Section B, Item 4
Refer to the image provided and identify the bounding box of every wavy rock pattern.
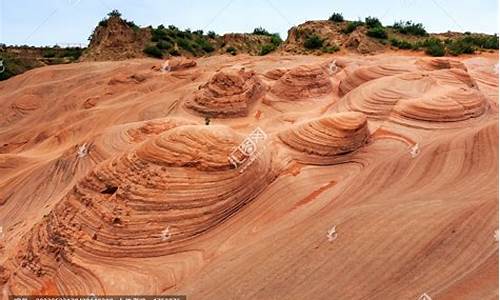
[338,58,468,96]
[416,57,468,71]
[6,125,277,293]
[338,68,488,125]
[184,69,265,118]
[271,65,333,100]
[279,112,369,158]
[0,54,497,298]
[339,63,414,95]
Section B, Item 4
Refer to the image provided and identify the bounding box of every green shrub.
[329,13,344,22]
[424,39,445,56]
[107,9,121,18]
[322,44,340,53]
[125,20,139,30]
[157,40,172,50]
[342,21,364,34]
[0,55,44,81]
[304,34,324,49]
[207,31,217,39]
[366,26,387,39]
[226,46,237,55]
[176,30,192,39]
[365,16,382,28]
[390,38,413,49]
[62,47,83,60]
[393,21,427,36]
[42,49,56,58]
[253,27,271,36]
[176,38,195,54]
[98,18,108,27]
[260,44,277,55]
[461,34,499,49]
[447,38,475,55]
[152,27,169,42]
[270,34,283,47]
[143,46,163,58]
[195,38,215,52]
[482,34,499,49]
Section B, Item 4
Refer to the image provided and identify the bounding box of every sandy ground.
[0,52,498,300]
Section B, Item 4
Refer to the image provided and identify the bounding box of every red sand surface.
[0,53,498,299]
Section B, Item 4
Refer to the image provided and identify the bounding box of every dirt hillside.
[80,15,151,61]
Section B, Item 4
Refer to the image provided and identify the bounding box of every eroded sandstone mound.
[184,69,265,118]
[416,57,468,71]
[339,68,488,124]
[271,65,333,100]
[279,112,369,157]
[338,58,468,96]
[6,125,277,292]
[339,63,413,95]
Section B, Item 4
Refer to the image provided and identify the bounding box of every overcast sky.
[0,0,498,47]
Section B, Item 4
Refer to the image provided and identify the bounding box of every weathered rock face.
[282,20,384,55]
[339,63,414,96]
[283,20,346,54]
[6,124,277,293]
[415,57,468,71]
[339,68,488,124]
[270,65,333,100]
[184,68,266,118]
[338,57,470,96]
[343,27,385,54]
[81,16,151,61]
[279,112,369,156]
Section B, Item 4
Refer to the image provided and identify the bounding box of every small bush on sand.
[390,38,413,49]
[107,9,122,18]
[195,38,215,52]
[270,33,283,46]
[322,44,340,53]
[156,40,172,50]
[393,21,427,36]
[461,34,499,49]
[342,21,364,34]
[329,13,344,22]
[447,38,475,55]
[304,34,324,49]
[365,16,382,28]
[207,31,217,39]
[423,38,445,56]
[366,26,387,39]
[260,44,276,55]
[253,27,272,36]
[226,46,237,55]
[143,45,163,58]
